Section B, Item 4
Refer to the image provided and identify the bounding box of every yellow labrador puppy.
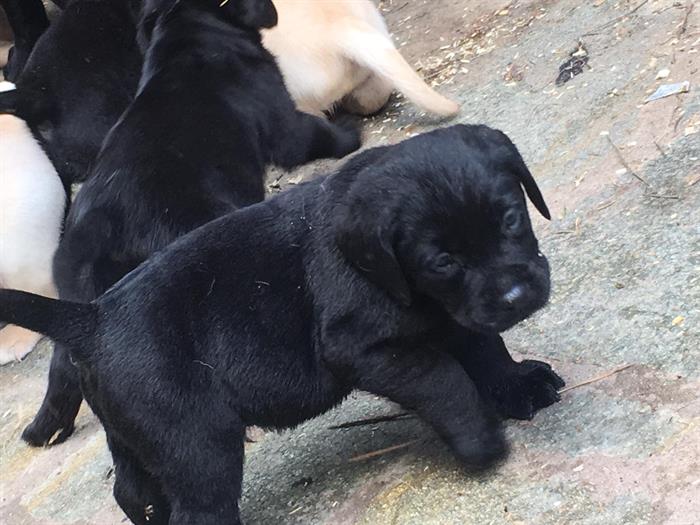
[263,0,459,117]
[0,112,65,365]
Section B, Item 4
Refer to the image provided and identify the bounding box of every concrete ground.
[1,0,699,523]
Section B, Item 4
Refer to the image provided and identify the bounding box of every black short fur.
[21,0,361,451]
[0,0,142,190]
[0,0,49,81]
[1,125,563,524]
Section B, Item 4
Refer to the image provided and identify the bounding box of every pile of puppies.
[0,1,564,523]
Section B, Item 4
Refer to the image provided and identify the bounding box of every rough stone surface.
[1,0,699,523]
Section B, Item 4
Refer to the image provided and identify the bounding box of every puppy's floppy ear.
[503,141,551,220]
[219,0,278,29]
[334,187,411,307]
[458,125,551,220]
[514,159,551,220]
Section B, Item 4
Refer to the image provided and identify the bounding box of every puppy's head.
[335,125,551,333]
[217,0,278,29]
[137,0,277,50]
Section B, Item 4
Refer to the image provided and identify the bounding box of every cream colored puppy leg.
[0,280,55,364]
[0,114,64,365]
[0,325,44,364]
[342,73,393,116]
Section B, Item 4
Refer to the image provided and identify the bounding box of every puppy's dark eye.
[503,209,522,233]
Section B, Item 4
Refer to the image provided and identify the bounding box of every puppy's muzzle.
[502,284,525,305]
[500,258,550,309]
[476,258,550,331]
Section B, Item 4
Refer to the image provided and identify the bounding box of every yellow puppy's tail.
[339,23,460,117]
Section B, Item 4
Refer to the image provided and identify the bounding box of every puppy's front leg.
[109,437,170,525]
[273,111,361,169]
[445,326,565,421]
[352,346,507,469]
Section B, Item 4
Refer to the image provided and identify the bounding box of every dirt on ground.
[1,0,699,524]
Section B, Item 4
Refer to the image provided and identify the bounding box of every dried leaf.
[672,316,685,326]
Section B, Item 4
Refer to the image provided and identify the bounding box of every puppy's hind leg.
[109,437,171,525]
[24,222,126,446]
[349,345,508,470]
[273,111,361,169]
[157,420,246,525]
[22,342,83,445]
[342,73,393,117]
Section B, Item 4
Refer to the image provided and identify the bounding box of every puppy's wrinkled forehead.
[378,125,550,255]
[406,126,531,216]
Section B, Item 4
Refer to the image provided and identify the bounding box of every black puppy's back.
[64,4,307,283]
[61,1,360,291]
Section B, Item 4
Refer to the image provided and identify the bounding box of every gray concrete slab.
[1,0,699,523]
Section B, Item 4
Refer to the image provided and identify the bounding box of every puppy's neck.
[138,4,264,91]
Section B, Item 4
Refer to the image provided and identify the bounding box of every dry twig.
[582,0,650,37]
[677,2,694,38]
[329,412,414,430]
[559,364,633,393]
[349,440,419,462]
[607,136,650,187]
[647,193,680,200]
[653,139,667,157]
[596,200,616,211]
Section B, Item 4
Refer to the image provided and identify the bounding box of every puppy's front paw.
[489,360,565,420]
[329,115,362,158]
[446,417,508,471]
[0,325,42,365]
[22,413,76,447]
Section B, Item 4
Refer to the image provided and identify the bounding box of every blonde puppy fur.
[0,114,65,365]
[263,0,459,117]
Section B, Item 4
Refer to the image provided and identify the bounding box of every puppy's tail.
[338,22,459,117]
[0,290,97,359]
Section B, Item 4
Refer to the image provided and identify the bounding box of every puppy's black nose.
[502,284,525,305]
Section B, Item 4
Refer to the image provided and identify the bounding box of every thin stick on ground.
[677,2,694,38]
[607,136,650,187]
[582,0,650,37]
[559,364,633,394]
[349,440,419,462]
[329,412,414,430]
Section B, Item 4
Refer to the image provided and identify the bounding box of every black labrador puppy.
[21,0,360,448]
[0,0,51,81]
[0,125,563,525]
[0,0,142,190]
